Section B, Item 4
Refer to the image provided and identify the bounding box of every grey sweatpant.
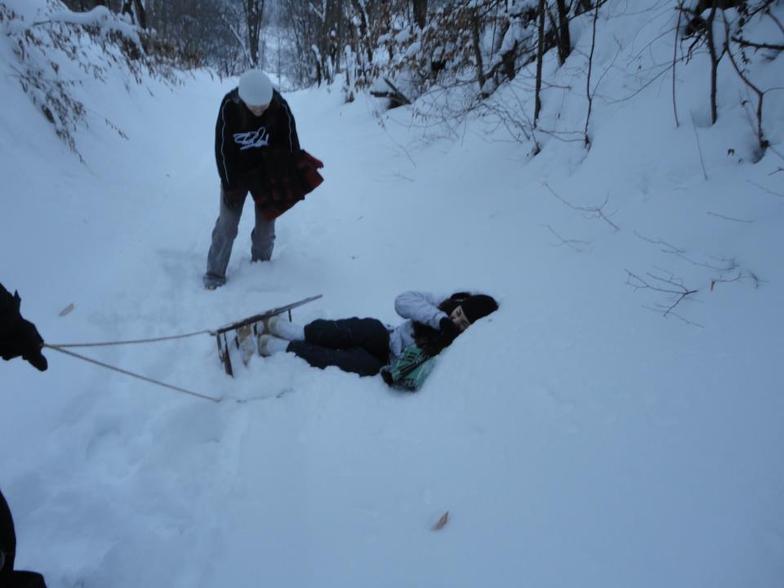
[204,188,275,287]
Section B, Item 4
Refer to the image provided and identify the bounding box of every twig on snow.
[542,224,590,252]
[690,114,709,180]
[633,231,686,254]
[544,183,620,231]
[626,269,699,318]
[706,211,755,223]
[748,179,784,198]
[672,1,684,128]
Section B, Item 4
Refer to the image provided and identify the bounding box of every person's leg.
[257,334,290,357]
[251,204,276,262]
[304,318,390,363]
[266,316,305,341]
[0,492,47,587]
[287,341,385,376]
[204,188,247,288]
[6,571,47,587]
[0,490,16,574]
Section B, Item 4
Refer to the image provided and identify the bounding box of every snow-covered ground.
[1,1,783,587]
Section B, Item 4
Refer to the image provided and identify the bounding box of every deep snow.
[1,1,784,587]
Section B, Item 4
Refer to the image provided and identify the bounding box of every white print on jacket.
[233,126,270,150]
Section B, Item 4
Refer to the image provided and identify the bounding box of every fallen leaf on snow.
[432,511,449,531]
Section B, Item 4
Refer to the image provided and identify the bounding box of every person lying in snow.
[257,291,499,383]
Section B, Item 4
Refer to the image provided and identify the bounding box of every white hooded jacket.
[387,291,450,358]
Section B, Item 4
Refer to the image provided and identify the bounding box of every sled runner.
[215,295,322,376]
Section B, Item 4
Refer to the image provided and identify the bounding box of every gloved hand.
[0,285,48,372]
[16,319,47,371]
[418,318,461,357]
[437,316,461,347]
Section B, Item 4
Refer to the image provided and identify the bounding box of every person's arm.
[277,94,300,152]
[0,284,47,371]
[215,97,239,190]
[394,291,449,329]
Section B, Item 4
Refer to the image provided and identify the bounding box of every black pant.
[1,490,15,574]
[288,318,390,377]
[0,491,46,587]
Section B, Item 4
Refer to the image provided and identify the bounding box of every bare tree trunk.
[245,0,265,67]
[534,0,545,126]
[672,1,684,127]
[349,0,373,64]
[575,0,593,14]
[584,1,600,147]
[705,2,719,124]
[555,0,571,65]
[722,10,768,156]
[412,0,427,29]
[470,7,486,92]
[121,0,147,28]
[133,0,146,29]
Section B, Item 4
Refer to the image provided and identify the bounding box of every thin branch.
[646,306,704,328]
[706,211,755,223]
[706,2,720,124]
[544,183,620,231]
[747,179,784,198]
[542,224,590,252]
[723,11,768,155]
[690,114,709,180]
[626,269,699,318]
[767,10,784,36]
[674,252,737,273]
[672,1,683,128]
[633,230,686,254]
[710,271,742,291]
[731,37,784,52]
[584,1,599,147]
[220,13,252,65]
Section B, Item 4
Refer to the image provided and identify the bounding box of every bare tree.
[672,0,684,127]
[554,0,571,65]
[243,0,266,67]
[121,0,147,28]
[705,2,721,124]
[470,5,487,91]
[584,0,600,147]
[534,0,546,126]
[412,0,428,29]
[722,10,770,158]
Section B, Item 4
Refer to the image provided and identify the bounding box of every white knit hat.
[238,70,273,106]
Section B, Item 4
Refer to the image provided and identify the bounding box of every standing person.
[1,283,47,587]
[257,291,499,378]
[204,70,301,290]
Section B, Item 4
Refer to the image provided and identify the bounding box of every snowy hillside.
[1,1,783,587]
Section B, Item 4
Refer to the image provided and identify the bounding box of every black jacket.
[1,490,47,586]
[0,284,47,371]
[214,88,300,191]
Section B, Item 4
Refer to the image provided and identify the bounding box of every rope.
[46,294,323,348]
[45,344,222,403]
[47,329,213,348]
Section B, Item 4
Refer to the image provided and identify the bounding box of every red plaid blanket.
[246,150,324,220]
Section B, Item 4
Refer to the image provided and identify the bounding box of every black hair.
[412,292,498,357]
